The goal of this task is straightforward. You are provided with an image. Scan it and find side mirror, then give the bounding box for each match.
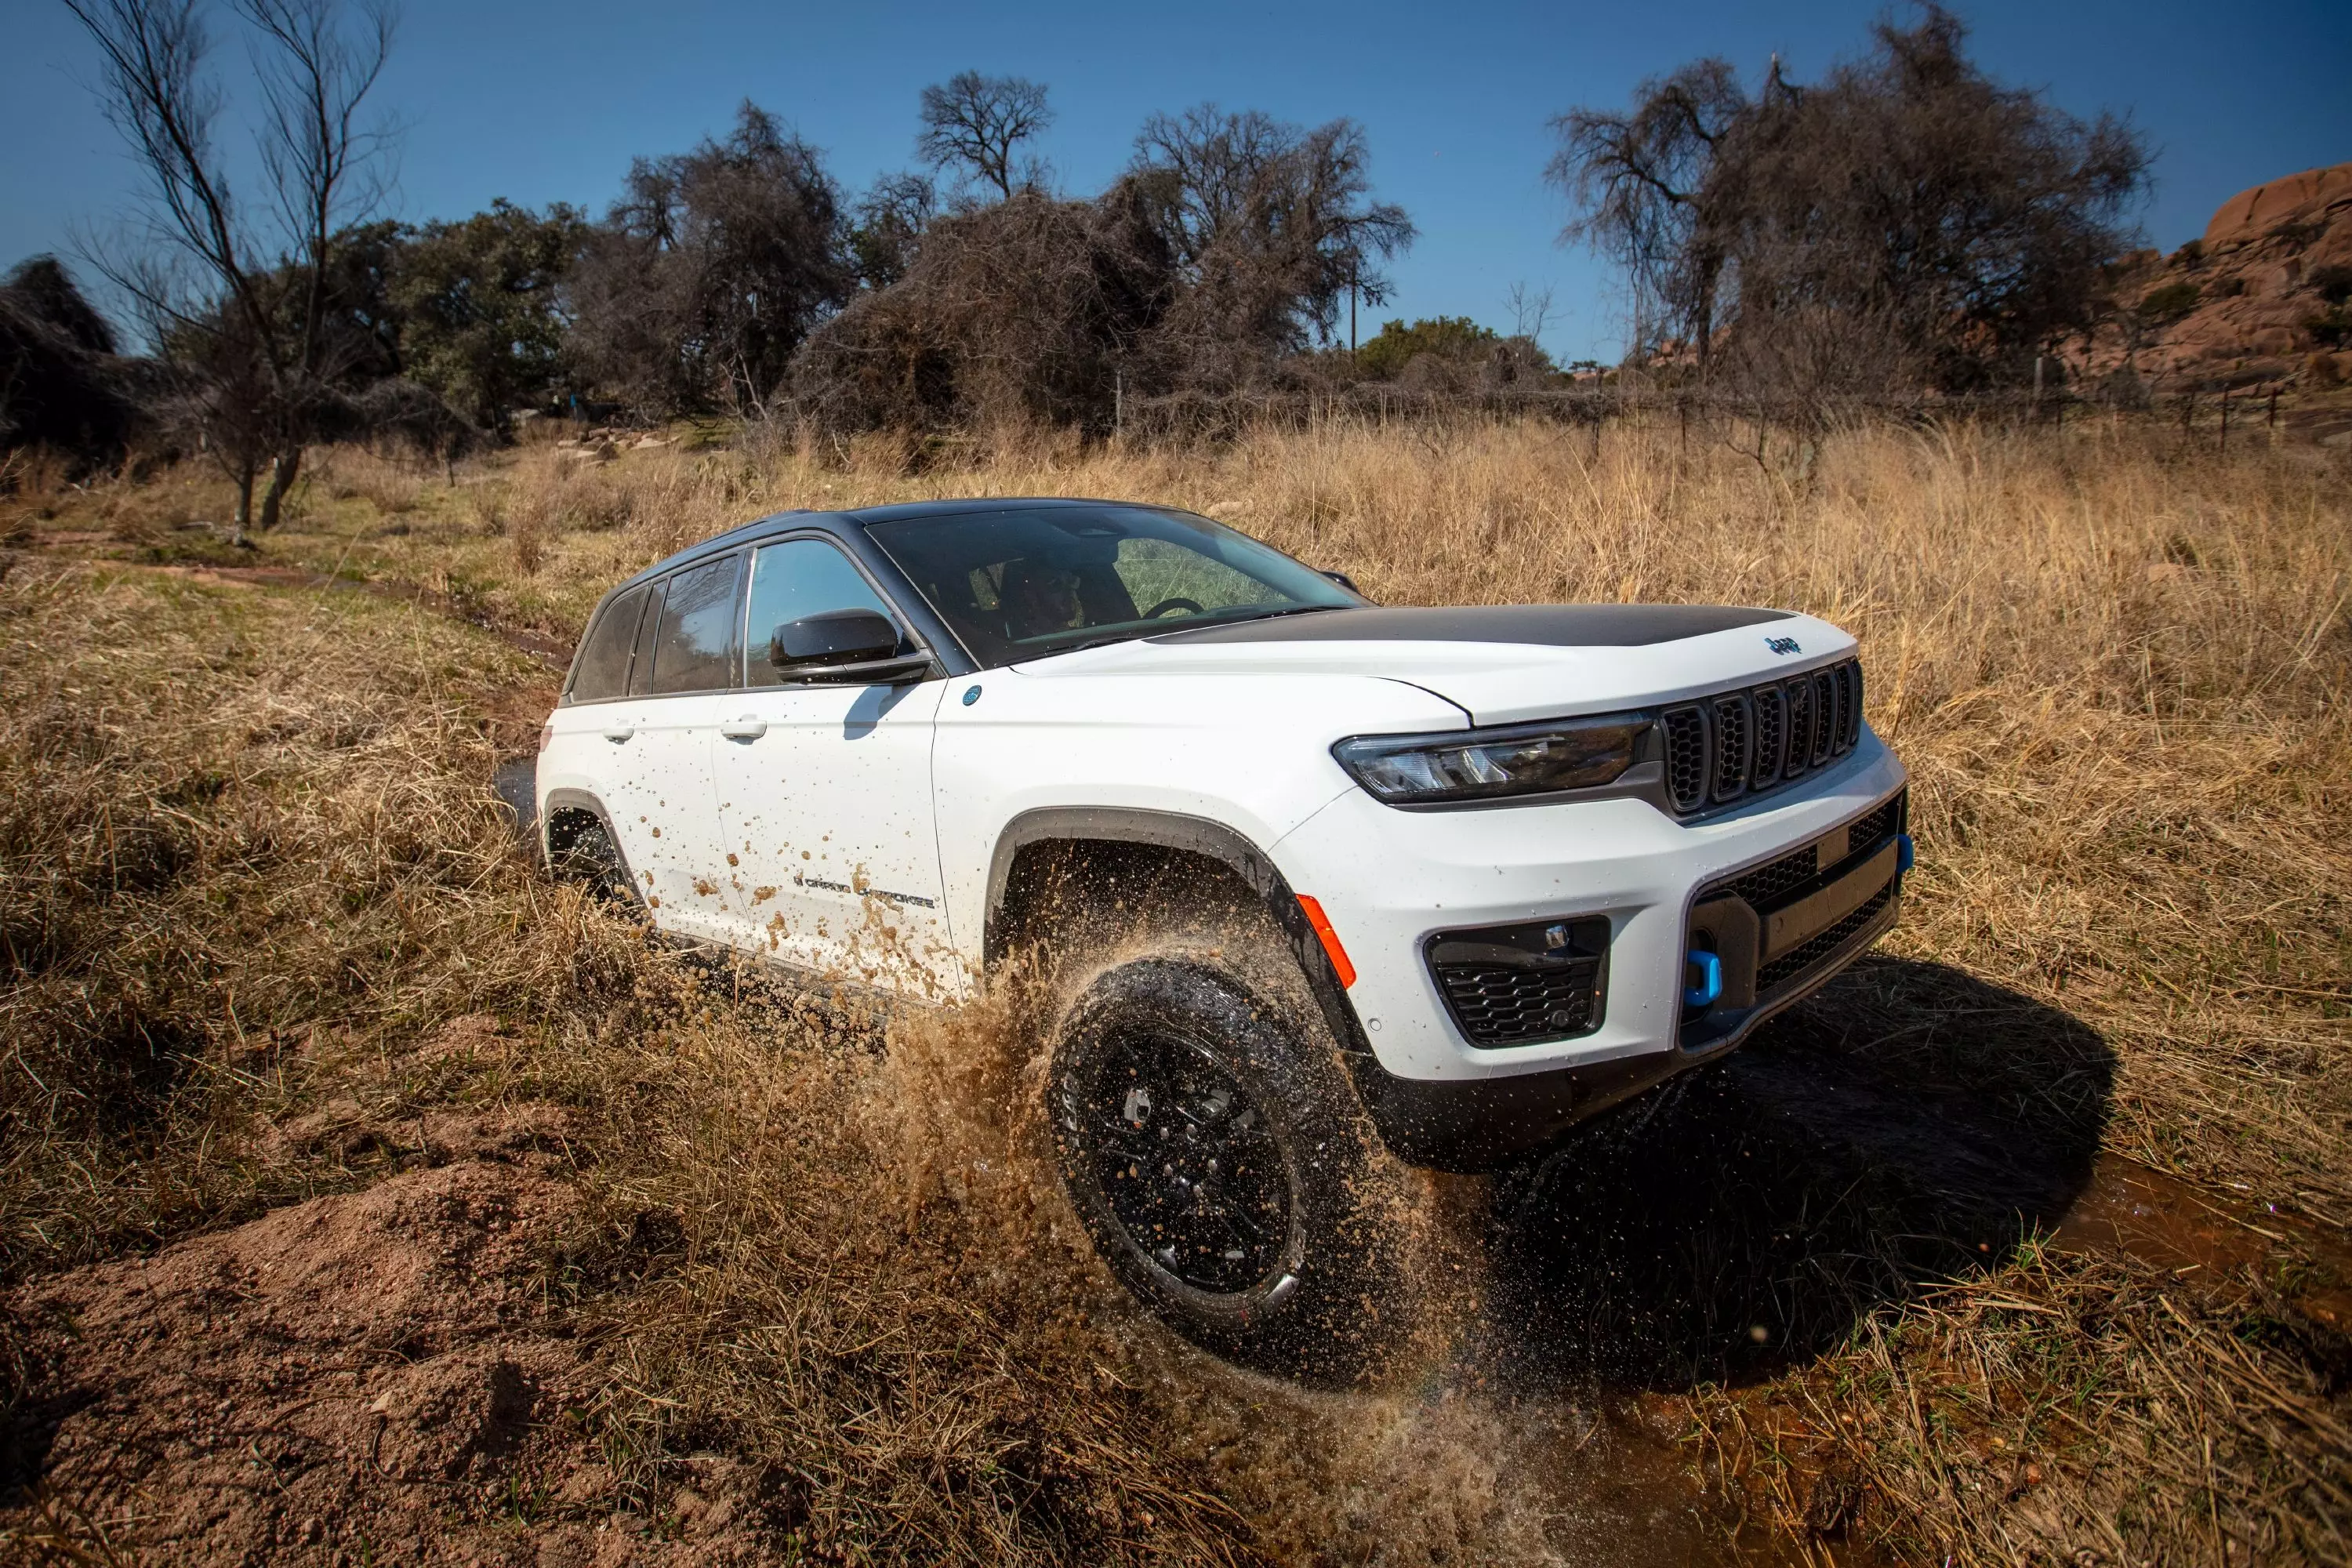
[769,608,929,682]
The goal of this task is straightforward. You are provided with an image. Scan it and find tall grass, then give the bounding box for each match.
[5,413,2347,1563]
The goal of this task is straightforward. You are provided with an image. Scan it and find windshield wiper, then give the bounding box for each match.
[1152,602,1348,633]
[1016,602,1348,660]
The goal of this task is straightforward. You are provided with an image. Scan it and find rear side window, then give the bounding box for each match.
[568,584,649,702]
[646,554,742,694]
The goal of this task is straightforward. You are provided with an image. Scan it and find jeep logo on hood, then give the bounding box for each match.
[1766,635,1802,655]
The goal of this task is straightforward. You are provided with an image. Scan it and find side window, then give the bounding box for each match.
[646,554,742,695]
[627,577,666,695]
[742,539,899,687]
[568,583,649,702]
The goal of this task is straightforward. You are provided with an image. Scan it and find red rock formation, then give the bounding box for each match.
[2071,162,2352,405]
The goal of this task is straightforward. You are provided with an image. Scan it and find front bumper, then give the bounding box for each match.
[1271,730,1907,1164]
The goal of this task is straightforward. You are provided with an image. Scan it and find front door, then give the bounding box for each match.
[712,536,958,996]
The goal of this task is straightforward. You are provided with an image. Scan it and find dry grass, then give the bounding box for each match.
[3,412,2348,1564]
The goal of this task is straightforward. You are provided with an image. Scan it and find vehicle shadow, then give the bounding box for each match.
[1475,956,2114,1392]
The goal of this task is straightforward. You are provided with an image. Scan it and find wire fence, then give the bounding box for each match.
[1111,379,2320,451]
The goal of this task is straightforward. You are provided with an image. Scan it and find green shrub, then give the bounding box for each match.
[1355,316,1500,380]
[2140,280,2202,325]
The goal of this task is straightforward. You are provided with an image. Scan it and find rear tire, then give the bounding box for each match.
[552,814,642,911]
[1050,954,1399,1374]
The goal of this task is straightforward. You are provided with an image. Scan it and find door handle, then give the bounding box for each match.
[602,726,634,743]
[720,716,768,740]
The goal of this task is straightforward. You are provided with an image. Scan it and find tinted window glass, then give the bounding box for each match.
[743,539,898,685]
[646,555,741,694]
[628,577,666,695]
[865,506,1357,667]
[569,584,648,702]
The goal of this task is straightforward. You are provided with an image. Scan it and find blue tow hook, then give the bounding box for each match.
[1896,833,1915,874]
[1684,949,1723,1009]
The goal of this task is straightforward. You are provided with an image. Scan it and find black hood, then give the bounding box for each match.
[1151,604,1793,648]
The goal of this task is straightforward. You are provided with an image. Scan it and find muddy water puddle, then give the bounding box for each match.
[2051,1152,2352,1331]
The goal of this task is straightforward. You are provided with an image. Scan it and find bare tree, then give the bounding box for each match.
[916,71,1053,200]
[1546,58,1746,368]
[848,171,936,289]
[1505,281,1559,342]
[567,103,852,419]
[1127,105,1414,380]
[1547,9,2150,396]
[64,0,397,543]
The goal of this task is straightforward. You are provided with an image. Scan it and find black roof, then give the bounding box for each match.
[582,497,1202,685]
[609,496,1177,594]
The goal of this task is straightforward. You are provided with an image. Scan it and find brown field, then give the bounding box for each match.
[2,412,2347,1565]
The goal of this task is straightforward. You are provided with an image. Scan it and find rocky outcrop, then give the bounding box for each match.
[2073,162,2352,403]
[2203,164,2352,250]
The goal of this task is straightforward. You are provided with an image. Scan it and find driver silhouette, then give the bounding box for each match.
[998,559,1084,641]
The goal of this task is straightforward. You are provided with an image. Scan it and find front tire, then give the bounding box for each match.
[1050,956,1399,1374]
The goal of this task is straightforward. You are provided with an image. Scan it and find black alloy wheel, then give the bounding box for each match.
[1050,956,1397,1371]
[1069,1026,1296,1294]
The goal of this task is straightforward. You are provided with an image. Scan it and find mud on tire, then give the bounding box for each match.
[550,814,642,910]
[1050,953,1403,1375]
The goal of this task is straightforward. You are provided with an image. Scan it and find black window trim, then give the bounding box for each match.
[562,580,655,707]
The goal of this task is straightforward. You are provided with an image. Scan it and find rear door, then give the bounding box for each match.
[712,535,957,996]
[607,552,743,942]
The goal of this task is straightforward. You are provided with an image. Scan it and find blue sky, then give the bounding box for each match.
[6,0,2346,363]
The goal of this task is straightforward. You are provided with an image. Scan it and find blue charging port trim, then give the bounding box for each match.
[1684,949,1723,1008]
[1896,833,1915,874]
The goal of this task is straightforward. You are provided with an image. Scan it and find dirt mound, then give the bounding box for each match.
[2,1152,775,1564]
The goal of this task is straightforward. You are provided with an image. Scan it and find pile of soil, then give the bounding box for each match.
[2,1107,778,1565]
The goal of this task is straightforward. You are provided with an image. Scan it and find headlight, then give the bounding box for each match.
[1332,715,1649,805]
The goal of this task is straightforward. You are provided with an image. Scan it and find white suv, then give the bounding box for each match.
[537,498,1910,1365]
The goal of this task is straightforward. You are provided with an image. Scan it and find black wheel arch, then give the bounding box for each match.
[542,789,629,871]
[982,807,1371,1065]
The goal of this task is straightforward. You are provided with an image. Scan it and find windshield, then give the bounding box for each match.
[862,505,1360,667]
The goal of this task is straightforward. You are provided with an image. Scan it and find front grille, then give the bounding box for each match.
[1661,707,1709,812]
[1785,677,1816,779]
[1661,658,1864,816]
[1436,960,1603,1046]
[1751,684,1787,786]
[1756,882,1894,993]
[1711,695,1751,800]
[1720,842,1820,908]
[1809,671,1836,765]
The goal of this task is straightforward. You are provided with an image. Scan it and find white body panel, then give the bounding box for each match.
[931,668,1469,966]
[710,678,959,996]
[543,582,1904,1096]
[1269,734,1904,1081]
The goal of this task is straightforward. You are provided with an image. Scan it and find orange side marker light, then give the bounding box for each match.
[1295,895,1357,989]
